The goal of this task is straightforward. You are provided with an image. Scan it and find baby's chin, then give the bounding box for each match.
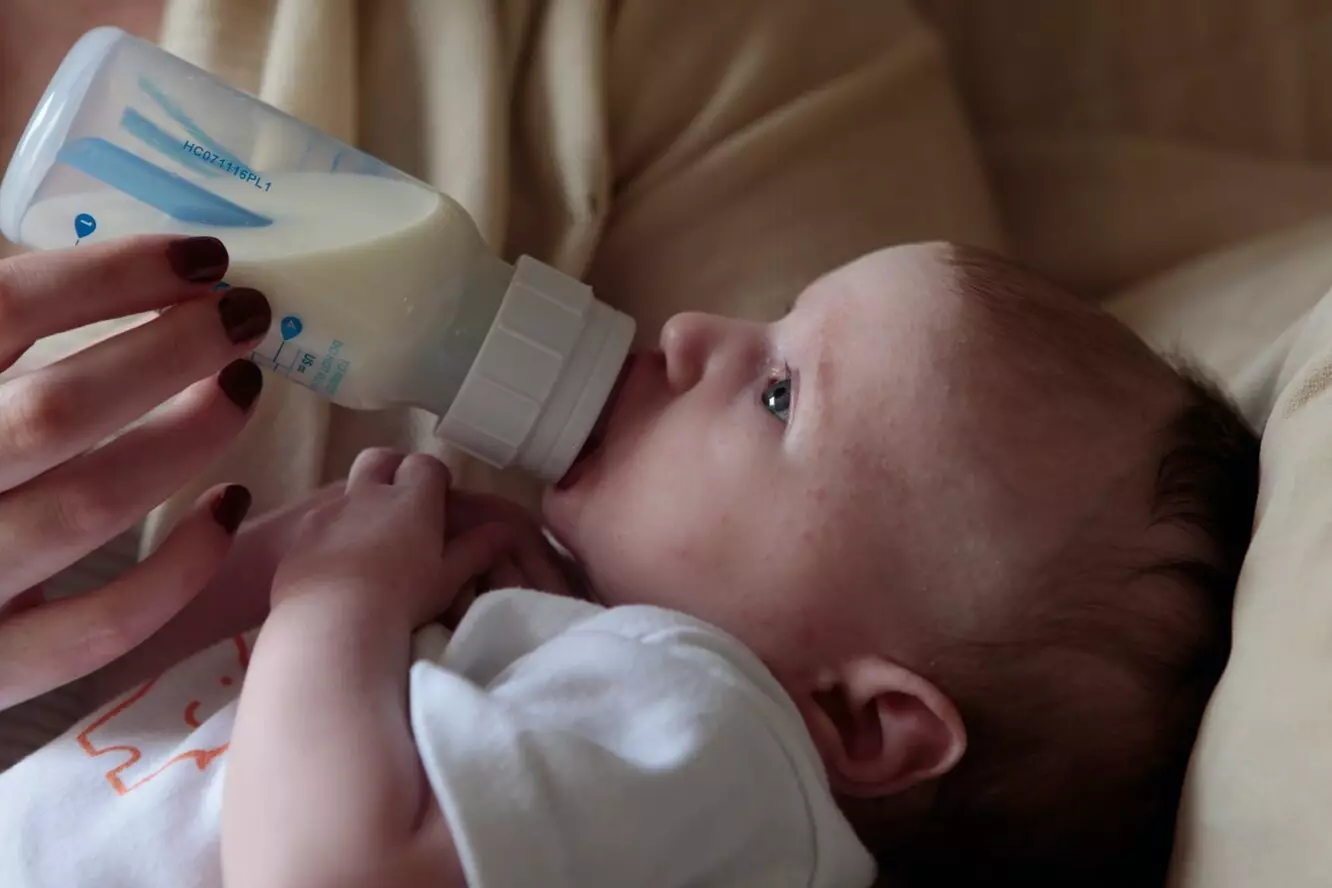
[539,484,572,537]
[541,452,610,542]
[540,487,587,562]
[532,512,604,605]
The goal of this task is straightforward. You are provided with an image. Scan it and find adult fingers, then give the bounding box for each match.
[0,286,270,492]
[0,235,230,370]
[346,448,404,491]
[0,586,44,621]
[0,364,263,603]
[0,484,251,711]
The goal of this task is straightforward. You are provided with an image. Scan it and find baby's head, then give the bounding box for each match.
[543,243,1258,885]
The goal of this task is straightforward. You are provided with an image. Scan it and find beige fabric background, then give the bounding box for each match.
[8,1,1332,885]
[921,0,1332,294]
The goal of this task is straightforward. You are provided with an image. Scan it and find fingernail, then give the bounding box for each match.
[217,288,271,343]
[167,237,229,283]
[212,485,252,534]
[217,359,263,411]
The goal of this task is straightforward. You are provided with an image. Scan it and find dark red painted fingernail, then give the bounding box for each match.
[217,359,263,411]
[167,237,229,283]
[217,288,271,343]
[212,485,252,534]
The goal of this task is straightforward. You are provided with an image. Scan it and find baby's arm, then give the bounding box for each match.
[223,583,465,888]
[94,480,568,704]
[222,452,509,888]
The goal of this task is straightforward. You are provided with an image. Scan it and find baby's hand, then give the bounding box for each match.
[271,449,511,630]
[444,489,583,606]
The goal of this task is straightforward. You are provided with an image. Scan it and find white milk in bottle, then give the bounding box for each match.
[0,28,634,482]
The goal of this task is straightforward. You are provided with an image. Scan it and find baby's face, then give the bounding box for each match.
[542,243,1164,682]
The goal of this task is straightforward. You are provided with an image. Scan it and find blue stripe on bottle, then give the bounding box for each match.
[57,138,272,227]
[138,77,252,173]
[120,108,224,178]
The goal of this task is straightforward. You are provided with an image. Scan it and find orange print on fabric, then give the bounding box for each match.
[77,634,250,796]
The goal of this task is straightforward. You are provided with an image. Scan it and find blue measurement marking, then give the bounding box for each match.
[73,213,96,245]
[271,317,304,366]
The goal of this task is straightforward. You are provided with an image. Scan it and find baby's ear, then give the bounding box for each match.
[797,659,966,798]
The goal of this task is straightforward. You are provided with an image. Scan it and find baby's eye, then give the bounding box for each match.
[762,371,793,423]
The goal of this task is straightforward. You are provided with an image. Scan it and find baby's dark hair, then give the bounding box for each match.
[854,246,1260,887]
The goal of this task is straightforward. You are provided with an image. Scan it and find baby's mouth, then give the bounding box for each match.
[556,352,636,490]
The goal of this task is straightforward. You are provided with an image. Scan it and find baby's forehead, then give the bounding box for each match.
[807,243,1059,351]
[797,243,1177,440]
[812,242,965,309]
[795,246,1044,406]
[799,245,970,347]
[798,244,1181,524]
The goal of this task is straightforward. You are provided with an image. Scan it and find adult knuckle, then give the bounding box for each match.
[79,606,140,667]
[50,481,123,540]
[97,240,145,291]
[159,315,207,368]
[0,377,79,454]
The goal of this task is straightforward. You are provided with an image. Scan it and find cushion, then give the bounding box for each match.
[1105,217,1332,888]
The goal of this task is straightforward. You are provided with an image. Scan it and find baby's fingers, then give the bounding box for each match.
[0,485,250,710]
[434,523,514,613]
[484,557,527,592]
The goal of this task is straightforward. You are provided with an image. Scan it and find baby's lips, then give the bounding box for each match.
[557,351,638,489]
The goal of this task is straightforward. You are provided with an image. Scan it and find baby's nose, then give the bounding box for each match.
[659,312,716,392]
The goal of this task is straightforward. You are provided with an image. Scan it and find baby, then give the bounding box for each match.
[0,243,1258,888]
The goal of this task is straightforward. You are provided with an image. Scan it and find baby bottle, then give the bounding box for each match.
[0,27,634,483]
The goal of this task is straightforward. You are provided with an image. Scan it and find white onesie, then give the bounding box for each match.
[0,589,876,887]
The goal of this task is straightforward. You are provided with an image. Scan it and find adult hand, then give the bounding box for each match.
[0,235,272,709]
